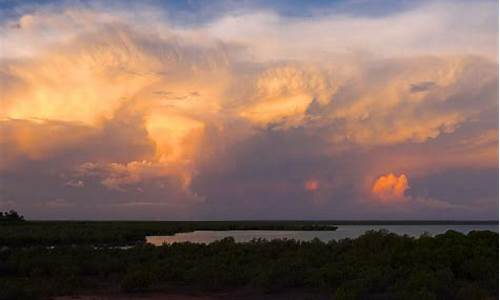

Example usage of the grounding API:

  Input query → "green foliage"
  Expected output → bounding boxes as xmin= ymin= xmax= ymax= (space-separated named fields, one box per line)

xmin=0 ymin=226 xmax=497 ymax=299
xmin=121 ymin=269 xmax=153 ymax=292
xmin=0 ymin=210 xmax=24 ymax=223
xmin=0 ymin=279 xmax=40 ymax=300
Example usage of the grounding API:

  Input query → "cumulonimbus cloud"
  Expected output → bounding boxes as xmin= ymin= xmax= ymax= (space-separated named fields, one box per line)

xmin=0 ymin=0 xmax=497 ymax=218
xmin=371 ymin=173 xmax=409 ymax=202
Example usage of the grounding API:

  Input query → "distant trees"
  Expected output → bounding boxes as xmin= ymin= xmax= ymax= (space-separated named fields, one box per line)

xmin=0 ymin=221 xmax=338 ymax=247
xmin=0 ymin=210 xmax=24 ymax=223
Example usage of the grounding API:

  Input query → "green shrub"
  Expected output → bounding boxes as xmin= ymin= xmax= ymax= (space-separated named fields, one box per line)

xmin=120 ymin=270 xmax=153 ymax=293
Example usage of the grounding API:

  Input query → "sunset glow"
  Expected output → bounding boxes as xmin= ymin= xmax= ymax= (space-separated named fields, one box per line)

xmin=372 ymin=174 xmax=409 ymax=202
xmin=0 ymin=0 xmax=497 ymax=220
xmin=305 ymin=179 xmax=320 ymax=192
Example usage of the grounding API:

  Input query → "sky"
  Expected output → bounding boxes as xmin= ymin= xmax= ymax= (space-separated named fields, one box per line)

xmin=0 ymin=0 xmax=498 ymax=220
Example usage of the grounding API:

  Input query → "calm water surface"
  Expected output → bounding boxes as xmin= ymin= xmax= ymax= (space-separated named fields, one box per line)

xmin=147 ymin=224 xmax=498 ymax=245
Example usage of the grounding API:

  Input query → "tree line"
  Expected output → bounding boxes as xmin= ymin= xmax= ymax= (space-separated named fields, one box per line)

xmin=0 ymin=210 xmax=24 ymax=223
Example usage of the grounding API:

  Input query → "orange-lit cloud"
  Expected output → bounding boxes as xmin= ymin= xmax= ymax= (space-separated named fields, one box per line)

xmin=0 ymin=1 xmax=497 ymax=218
xmin=304 ymin=179 xmax=320 ymax=192
xmin=371 ymin=174 xmax=409 ymax=202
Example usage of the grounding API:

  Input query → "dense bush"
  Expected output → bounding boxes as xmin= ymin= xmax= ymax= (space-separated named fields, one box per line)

xmin=121 ymin=269 xmax=153 ymax=292
xmin=0 ymin=210 xmax=24 ymax=223
xmin=0 ymin=229 xmax=497 ymax=300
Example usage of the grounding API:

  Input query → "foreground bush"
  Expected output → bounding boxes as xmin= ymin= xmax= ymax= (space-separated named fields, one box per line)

xmin=0 ymin=230 xmax=497 ymax=299
xmin=121 ymin=270 xmax=153 ymax=292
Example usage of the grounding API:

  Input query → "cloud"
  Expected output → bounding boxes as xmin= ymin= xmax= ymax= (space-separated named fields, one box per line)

xmin=304 ymin=179 xmax=320 ymax=192
xmin=0 ymin=119 xmax=94 ymax=169
xmin=0 ymin=0 xmax=497 ymax=219
xmin=64 ymin=180 xmax=84 ymax=188
xmin=45 ymin=198 xmax=74 ymax=208
xmin=413 ymin=196 xmax=468 ymax=210
xmin=201 ymin=1 xmax=498 ymax=62
xmin=410 ymin=81 xmax=436 ymax=93
xmin=371 ymin=173 xmax=409 ymax=202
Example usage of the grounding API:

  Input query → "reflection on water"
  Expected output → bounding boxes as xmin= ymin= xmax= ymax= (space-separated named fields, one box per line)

xmin=146 ymin=224 xmax=499 ymax=245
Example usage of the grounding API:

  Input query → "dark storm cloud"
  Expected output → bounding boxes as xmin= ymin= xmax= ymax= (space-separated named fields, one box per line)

xmin=410 ymin=81 xmax=436 ymax=93
xmin=190 ymin=121 xmax=498 ymax=219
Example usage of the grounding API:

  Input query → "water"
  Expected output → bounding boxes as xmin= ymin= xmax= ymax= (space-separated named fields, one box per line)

xmin=146 ymin=224 xmax=498 ymax=245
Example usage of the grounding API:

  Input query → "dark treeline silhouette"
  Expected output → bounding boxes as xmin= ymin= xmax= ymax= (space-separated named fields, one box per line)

xmin=0 ymin=230 xmax=497 ymax=300
xmin=0 ymin=210 xmax=24 ymax=223
xmin=0 ymin=221 xmax=337 ymax=247
xmin=2 ymin=219 xmax=496 ymax=247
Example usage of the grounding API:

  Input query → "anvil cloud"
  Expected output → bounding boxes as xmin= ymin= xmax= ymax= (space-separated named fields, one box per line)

xmin=0 ymin=0 xmax=497 ymax=219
